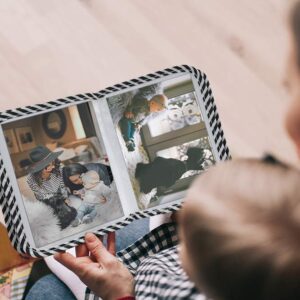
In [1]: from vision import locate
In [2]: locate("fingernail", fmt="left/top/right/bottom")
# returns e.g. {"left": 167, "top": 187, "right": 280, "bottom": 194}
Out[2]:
{"left": 86, "top": 233, "right": 96, "bottom": 242}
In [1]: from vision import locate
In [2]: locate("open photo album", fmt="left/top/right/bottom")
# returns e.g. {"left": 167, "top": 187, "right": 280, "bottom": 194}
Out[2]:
{"left": 0, "top": 65, "right": 230, "bottom": 257}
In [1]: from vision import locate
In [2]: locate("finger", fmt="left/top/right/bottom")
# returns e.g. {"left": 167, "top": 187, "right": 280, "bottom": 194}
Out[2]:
{"left": 85, "top": 233, "right": 114, "bottom": 265}
{"left": 89, "top": 235, "right": 103, "bottom": 262}
{"left": 107, "top": 232, "right": 116, "bottom": 255}
{"left": 54, "top": 252, "right": 83, "bottom": 274}
{"left": 76, "top": 243, "right": 89, "bottom": 257}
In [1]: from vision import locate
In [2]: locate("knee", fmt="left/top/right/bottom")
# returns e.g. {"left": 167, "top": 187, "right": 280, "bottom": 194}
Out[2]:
{"left": 25, "top": 274, "right": 75, "bottom": 300}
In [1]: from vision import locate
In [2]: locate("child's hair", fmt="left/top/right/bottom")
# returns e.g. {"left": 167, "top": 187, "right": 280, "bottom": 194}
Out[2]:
{"left": 150, "top": 94, "right": 168, "bottom": 108}
{"left": 181, "top": 158, "right": 300, "bottom": 300}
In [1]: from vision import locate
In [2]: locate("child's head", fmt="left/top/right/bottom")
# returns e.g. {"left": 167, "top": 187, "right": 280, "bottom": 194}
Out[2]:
{"left": 179, "top": 158, "right": 300, "bottom": 300}
{"left": 149, "top": 94, "right": 168, "bottom": 113}
{"left": 81, "top": 170, "right": 100, "bottom": 190}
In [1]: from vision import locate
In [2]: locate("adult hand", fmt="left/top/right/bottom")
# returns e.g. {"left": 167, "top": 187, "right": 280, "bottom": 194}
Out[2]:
{"left": 54, "top": 232, "right": 135, "bottom": 300}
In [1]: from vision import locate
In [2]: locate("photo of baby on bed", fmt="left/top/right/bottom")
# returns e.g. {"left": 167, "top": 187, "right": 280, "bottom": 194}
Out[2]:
{"left": 107, "top": 74, "right": 216, "bottom": 209}
{"left": 2, "top": 102, "right": 123, "bottom": 248}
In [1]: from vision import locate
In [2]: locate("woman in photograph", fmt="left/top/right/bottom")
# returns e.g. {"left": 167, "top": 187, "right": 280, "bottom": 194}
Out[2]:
{"left": 62, "top": 162, "right": 113, "bottom": 195}
{"left": 135, "top": 147, "right": 207, "bottom": 193}
{"left": 27, "top": 145, "right": 77, "bottom": 229}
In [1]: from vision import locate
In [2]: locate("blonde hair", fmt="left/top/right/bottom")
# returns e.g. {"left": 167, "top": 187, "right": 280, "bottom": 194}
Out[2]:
{"left": 181, "top": 158, "right": 300, "bottom": 300}
{"left": 150, "top": 94, "right": 168, "bottom": 108}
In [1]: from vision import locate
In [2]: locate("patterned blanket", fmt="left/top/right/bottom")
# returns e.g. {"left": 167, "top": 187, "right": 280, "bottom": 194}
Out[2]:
{"left": 0, "top": 263, "right": 32, "bottom": 300}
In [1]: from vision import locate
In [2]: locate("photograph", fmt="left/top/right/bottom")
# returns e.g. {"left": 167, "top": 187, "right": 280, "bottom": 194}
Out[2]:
{"left": 2, "top": 102, "right": 124, "bottom": 248}
{"left": 107, "top": 74, "right": 216, "bottom": 209}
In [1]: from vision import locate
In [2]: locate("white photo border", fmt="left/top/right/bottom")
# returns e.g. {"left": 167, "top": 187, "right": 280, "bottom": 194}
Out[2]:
{"left": 0, "top": 65, "right": 230, "bottom": 257}
{"left": 101, "top": 72, "right": 221, "bottom": 212}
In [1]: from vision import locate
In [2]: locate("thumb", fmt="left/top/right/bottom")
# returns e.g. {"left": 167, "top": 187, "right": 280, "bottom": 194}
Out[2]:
{"left": 85, "top": 233, "right": 113, "bottom": 264}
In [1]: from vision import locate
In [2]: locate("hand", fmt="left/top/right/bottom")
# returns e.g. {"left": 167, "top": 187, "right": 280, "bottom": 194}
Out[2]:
{"left": 74, "top": 190, "right": 84, "bottom": 199}
{"left": 100, "top": 196, "right": 107, "bottom": 203}
{"left": 134, "top": 124, "right": 141, "bottom": 132}
{"left": 124, "top": 111, "right": 134, "bottom": 119}
{"left": 65, "top": 199, "right": 71, "bottom": 205}
{"left": 54, "top": 232, "right": 134, "bottom": 300}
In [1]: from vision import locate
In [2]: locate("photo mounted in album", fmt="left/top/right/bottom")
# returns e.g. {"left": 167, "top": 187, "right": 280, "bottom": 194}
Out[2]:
{"left": 0, "top": 65, "right": 230, "bottom": 257}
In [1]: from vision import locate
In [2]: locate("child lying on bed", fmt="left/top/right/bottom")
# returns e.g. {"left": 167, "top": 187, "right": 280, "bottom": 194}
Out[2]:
{"left": 72, "top": 170, "right": 112, "bottom": 226}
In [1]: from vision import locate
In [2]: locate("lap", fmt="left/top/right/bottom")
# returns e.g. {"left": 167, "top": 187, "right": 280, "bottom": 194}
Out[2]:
{"left": 26, "top": 218, "right": 150, "bottom": 299}
{"left": 25, "top": 274, "right": 76, "bottom": 300}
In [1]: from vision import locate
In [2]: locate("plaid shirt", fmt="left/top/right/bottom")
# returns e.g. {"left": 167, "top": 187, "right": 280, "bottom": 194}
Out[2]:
{"left": 85, "top": 223, "right": 207, "bottom": 300}
{"left": 27, "top": 168, "right": 68, "bottom": 201}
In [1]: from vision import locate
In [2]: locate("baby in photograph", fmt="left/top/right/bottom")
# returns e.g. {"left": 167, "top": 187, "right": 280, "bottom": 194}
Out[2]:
{"left": 72, "top": 170, "right": 112, "bottom": 226}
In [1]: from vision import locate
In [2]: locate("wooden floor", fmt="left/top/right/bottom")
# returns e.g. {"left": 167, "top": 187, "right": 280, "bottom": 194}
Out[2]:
{"left": 0, "top": 0, "right": 296, "bottom": 158}
{"left": 0, "top": 0, "right": 299, "bottom": 274}
{"left": 0, "top": 0, "right": 297, "bottom": 225}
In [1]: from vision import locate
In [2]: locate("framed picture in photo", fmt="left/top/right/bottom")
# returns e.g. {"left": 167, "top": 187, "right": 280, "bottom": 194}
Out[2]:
{"left": 106, "top": 73, "right": 217, "bottom": 210}
{"left": 15, "top": 127, "right": 36, "bottom": 152}
{"left": 3, "top": 128, "right": 19, "bottom": 154}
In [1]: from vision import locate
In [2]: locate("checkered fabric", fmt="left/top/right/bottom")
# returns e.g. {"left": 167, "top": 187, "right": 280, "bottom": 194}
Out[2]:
{"left": 85, "top": 223, "right": 207, "bottom": 300}
{"left": 10, "top": 275, "right": 30, "bottom": 300}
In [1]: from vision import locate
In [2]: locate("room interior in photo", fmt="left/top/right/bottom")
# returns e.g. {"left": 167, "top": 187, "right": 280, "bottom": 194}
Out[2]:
{"left": 2, "top": 102, "right": 106, "bottom": 200}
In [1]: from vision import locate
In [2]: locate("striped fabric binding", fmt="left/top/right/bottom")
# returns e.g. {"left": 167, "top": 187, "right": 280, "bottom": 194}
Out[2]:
{"left": 0, "top": 65, "right": 230, "bottom": 257}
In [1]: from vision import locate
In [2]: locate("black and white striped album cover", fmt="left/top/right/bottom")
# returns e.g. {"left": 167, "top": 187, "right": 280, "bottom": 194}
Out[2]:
{"left": 0, "top": 65, "right": 230, "bottom": 257}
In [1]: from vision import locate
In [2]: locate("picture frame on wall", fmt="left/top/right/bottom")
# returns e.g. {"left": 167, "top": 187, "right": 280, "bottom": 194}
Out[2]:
{"left": 3, "top": 128, "right": 19, "bottom": 154}
{"left": 15, "top": 127, "right": 36, "bottom": 152}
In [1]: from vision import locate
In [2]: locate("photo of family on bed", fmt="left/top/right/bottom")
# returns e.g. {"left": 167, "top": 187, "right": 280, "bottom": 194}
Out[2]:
{"left": 2, "top": 103, "right": 123, "bottom": 248}
{"left": 107, "top": 74, "right": 216, "bottom": 209}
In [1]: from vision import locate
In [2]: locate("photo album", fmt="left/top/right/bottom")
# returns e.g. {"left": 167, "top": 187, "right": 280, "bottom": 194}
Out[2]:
{"left": 0, "top": 65, "right": 230, "bottom": 257}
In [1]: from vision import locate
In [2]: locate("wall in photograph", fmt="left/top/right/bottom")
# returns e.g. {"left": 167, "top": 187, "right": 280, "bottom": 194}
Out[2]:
{"left": 3, "top": 129, "right": 19, "bottom": 154}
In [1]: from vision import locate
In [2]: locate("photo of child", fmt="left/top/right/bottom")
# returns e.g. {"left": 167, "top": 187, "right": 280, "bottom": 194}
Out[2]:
{"left": 107, "top": 74, "right": 216, "bottom": 209}
{"left": 119, "top": 93, "right": 168, "bottom": 151}
{"left": 2, "top": 102, "right": 124, "bottom": 248}
{"left": 71, "top": 170, "right": 116, "bottom": 226}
